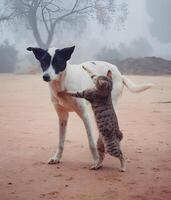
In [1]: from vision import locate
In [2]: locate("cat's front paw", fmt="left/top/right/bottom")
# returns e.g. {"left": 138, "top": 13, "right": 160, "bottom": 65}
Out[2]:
{"left": 58, "top": 91, "right": 66, "bottom": 97}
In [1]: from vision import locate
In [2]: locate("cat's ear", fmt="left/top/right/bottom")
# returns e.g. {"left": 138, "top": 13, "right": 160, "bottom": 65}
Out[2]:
{"left": 107, "top": 70, "right": 112, "bottom": 79}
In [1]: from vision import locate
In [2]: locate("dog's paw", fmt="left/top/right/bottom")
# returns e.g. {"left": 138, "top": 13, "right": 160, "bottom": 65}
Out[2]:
{"left": 120, "top": 167, "right": 126, "bottom": 172}
{"left": 48, "top": 157, "right": 60, "bottom": 165}
{"left": 90, "top": 162, "right": 103, "bottom": 170}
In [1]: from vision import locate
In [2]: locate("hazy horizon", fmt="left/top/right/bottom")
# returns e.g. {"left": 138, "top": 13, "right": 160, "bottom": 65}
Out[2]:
{"left": 0, "top": 0, "right": 170, "bottom": 68}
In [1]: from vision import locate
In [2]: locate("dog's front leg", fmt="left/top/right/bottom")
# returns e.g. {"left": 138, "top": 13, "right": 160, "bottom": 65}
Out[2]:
{"left": 48, "top": 104, "right": 69, "bottom": 164}
{"left": 77, "top": 108, "right": 99, "bottom": 168}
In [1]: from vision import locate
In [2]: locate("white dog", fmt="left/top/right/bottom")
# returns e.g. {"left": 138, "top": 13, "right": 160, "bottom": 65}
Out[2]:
{"left": 27, "top": 46, "right": 152, "bottom": 168}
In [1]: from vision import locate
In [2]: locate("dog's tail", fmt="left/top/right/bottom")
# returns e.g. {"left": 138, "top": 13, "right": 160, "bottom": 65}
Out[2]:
{"left": 122, "top": 75, "right": 153, "bottom": 93}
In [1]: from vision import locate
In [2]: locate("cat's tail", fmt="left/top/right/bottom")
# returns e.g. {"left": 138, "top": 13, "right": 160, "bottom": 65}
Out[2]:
{"left": 122, "top": 75, "right": 153, "bottom": 93}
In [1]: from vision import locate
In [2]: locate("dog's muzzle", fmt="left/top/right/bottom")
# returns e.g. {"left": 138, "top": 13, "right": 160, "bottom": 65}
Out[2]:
{"left": 43, "top": 74, "right": 51, "bottom": 82}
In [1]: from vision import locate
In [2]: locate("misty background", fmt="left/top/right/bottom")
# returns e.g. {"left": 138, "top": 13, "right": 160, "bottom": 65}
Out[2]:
{"left": 0, "top": 0, "right": 171, "bottom": 74}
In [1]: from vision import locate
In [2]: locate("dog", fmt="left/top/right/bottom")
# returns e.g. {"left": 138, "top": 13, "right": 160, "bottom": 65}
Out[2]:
{"left": 27, "top": 45, "right": 152, "bottom": 168}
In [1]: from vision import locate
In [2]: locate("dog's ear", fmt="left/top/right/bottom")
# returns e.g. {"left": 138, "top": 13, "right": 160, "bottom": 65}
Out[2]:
{"left": 57, "top": 46, "right": 75, "bottom": 61}
{"left": 107, "top": 70, "right": 112, "bottom": 79}
{"left": 27, "top": 47, "right": 46, "bottom": 61}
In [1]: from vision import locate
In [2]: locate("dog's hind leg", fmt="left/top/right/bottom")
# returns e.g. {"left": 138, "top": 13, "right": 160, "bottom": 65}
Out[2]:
{"left": 77, "top": 109, "right": 99, "bottom": 168}
{"left": 48, "top": 104, "right": 69, "bottom": 164}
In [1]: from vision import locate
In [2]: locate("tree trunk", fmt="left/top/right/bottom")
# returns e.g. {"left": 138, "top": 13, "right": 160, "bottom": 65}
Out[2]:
{"left": 45, "top": 24, "right": 56, "bottom": 49}
{"left": 28, "top": 9, "right": 52, "bottom": 49}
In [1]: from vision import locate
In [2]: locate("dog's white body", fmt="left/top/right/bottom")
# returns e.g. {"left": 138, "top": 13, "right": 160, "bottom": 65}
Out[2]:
{"left": 47, "top": 60, "right": 152, "bottom": 166}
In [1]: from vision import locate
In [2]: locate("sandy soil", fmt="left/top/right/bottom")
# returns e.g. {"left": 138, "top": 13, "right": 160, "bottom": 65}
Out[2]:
{"left": 0, "top": 74, "right": 171, "bottom": 200}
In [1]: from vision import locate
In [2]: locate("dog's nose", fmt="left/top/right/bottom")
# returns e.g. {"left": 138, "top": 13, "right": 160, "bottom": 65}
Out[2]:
{"left": 43, "top": 74, "right": 50, "bottom": 82}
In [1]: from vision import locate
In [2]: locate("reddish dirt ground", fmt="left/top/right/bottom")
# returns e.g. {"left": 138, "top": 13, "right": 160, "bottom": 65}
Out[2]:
{"left": 0, "top": 74, "right": 171, "bottom": 200}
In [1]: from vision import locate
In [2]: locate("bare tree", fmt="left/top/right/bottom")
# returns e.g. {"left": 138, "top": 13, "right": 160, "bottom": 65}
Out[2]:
{"left": 0, "top": 0, "right": 127, "bottom": 49}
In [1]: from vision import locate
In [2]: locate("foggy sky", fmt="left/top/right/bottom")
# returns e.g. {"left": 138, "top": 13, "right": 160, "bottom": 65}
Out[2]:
{"left": 0, "top": 0, "right": 171, "bottom": 63}
{"left": 146, "top": 0, "right": 171, "bottom": 44}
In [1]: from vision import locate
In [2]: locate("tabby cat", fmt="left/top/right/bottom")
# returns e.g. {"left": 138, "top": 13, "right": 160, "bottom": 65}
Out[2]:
{"left": 59, "top": 66, "right": 125, "bottom": 171}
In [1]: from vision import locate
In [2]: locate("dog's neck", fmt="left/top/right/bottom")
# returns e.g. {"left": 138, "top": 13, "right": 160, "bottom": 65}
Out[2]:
{"left": 48, "top": 70, "right": 66, "bottom": 98}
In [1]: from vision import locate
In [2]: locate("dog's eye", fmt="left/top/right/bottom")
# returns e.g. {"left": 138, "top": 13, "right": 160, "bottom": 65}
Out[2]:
{"left": 40, "top": 54, "right": 51, "bottom": 70}
{"left": 52, "top": 56, "right": 62, "bottom": 66}
{"left": 52, "top": 61, "right": 58, "bottom": 66}
{"left": 40, "top": 61, "right": 49, "bottom": 71}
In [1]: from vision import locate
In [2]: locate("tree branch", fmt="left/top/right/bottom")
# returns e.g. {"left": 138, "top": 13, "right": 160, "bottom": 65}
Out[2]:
{"left": 41, "top": 7, "right": 50, "bottom": 34}
{"left": 53, "top": 3, "right": 93, "bottom": 26}
{"left": 0, "top": 0, "right": 127, "bottom": 49}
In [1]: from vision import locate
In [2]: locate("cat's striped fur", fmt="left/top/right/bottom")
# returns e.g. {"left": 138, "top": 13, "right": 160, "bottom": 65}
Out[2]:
{"left": 59, "top": 66, "right": 125, "bottom": 171}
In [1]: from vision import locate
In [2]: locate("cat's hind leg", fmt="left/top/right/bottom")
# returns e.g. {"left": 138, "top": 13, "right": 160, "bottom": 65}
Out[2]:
{"left": 107, "top": 143, "right": 126, "bottom": 172}
{"left": 118, "top": 153, "right": 126, "bottom": 172}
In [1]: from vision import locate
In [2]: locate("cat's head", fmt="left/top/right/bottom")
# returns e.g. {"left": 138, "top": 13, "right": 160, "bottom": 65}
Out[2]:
{"left": 95, "top": 70, "right": 113, "bottom": 92}
{"left": 82, "top": 66, "right": 113, "bottom": 92}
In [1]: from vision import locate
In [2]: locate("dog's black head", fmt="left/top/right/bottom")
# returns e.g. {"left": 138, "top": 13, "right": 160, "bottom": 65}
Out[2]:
{"left": 27, "top": 46, "right": 75, "bottom": 82}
